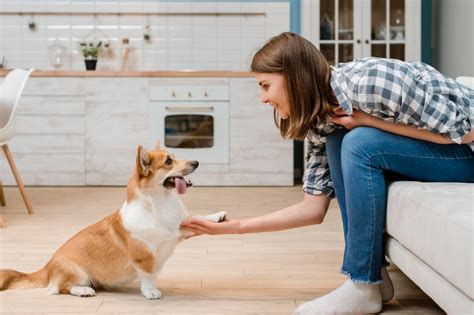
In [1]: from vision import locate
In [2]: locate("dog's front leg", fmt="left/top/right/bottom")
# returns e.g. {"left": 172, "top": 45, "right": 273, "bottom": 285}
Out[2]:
{"left": 139, "top": 272, "right": 162, "bottom": 300}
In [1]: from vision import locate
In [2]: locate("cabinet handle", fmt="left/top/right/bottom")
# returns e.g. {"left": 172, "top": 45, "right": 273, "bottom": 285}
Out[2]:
{"left": 204, "top": 91, "right": 208, "bottom": 97}
{"left": 188, "top": 91, "right": 192, "bottom": 97}
{"left": 356, "top": 39, "right": 361, "bottom": 44}
{"left": 365, "top": 39, "right": 370, "bottom": 44}
{"left": 171, "top": 91, "right": 176, "bottom": 97}
{"left": 165, "top": 106, "right": 214, "bottom": 113}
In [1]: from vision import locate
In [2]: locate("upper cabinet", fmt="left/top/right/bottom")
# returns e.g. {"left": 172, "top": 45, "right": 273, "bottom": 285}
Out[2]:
{"left": 301, "top": 0, "right": 421, "bottom": 64}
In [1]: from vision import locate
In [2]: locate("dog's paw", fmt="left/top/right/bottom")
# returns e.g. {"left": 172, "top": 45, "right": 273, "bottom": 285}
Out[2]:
{"left": 216, "top": 211, "right": 227, "bottom": 222}
{"left": 207, "top": 211, "right": 227, "bottom": 223}
{"left": 70, "top": 286, "right": 96, "bottom": 297}
{"left": 142, "top": 288, "right": 162, "bottom": 300}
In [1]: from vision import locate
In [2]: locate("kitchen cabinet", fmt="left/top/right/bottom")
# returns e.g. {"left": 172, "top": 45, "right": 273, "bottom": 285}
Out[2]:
{"left": 1, "top": 75, "right": 293, "bottom": 186}
{"left": 301, "top": 0, "right": 421, "bottom": 64}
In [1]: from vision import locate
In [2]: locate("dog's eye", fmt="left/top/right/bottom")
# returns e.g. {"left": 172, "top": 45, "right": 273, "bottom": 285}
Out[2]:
{"left": 165, "top": 157, "right": 173, "bottom": 165}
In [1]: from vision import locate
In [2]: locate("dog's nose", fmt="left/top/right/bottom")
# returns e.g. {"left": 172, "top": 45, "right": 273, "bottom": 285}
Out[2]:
{"left": 190, "top": 161, "right": 199, "bottom": 169}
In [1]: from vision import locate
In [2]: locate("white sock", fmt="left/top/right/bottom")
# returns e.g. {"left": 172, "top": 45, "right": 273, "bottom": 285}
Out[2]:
{"left": 294, "top": 279, "right": 382, "bottom": 315}
{"left": 380, "top": 266, "right": 394, "bottom": 303}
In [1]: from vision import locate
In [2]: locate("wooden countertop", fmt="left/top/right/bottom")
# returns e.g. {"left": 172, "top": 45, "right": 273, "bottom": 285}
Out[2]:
{"left": 0, "top": 69, "right": 254, "bottom": 77}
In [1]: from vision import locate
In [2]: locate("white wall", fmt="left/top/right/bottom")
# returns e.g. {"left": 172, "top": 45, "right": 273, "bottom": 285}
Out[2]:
{"left": 0, "top": 1, "right": 290, "bottom": 71}
{"left": 433, "top": 0, "right": 474, "bottom": 77}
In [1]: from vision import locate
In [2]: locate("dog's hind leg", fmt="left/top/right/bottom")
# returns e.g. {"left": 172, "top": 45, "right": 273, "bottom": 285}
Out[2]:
{"left": 55, "top": 276, "right": 96, "bottom": 297}
{"left": 55, "top": 277, "right": 96, "bottom": 297}
{"left": 70, "top": 285, "right": 96, "bottom": 297}
{"left": 49, "top": 261, "right": 94, "bottom": 297}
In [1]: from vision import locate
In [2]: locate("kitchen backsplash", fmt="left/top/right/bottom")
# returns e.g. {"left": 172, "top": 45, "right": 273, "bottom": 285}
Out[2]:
{"left": 0, "top": 1, "right": 290, "bottom": 71}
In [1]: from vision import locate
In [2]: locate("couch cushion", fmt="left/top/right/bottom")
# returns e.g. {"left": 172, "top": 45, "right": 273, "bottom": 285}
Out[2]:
{"left": 386, "top": 181, "right": 474, "bottom": 299}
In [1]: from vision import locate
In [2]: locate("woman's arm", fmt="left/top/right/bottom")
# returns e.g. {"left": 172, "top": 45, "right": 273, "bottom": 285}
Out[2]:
{"left": 181, "top": 193, "right": 331, "bottom": 235}
{"left": 333, "top": 108, "right": 474, "bottom": 144}
{"left": 368, "top": 117, "right": 455, "bottom": 144}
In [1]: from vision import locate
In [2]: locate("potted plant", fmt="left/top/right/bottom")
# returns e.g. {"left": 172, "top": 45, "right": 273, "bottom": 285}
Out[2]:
{"left": 79, "top": 41, "right": 102, "bottom": 71}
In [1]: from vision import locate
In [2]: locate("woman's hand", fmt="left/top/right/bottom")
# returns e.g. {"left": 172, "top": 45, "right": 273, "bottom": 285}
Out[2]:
{"left": 462, "top": 128, "right": 474, "bottom": 144}
{"left": 332, "top": 108, "right": 377, "bottom": 130}
{"left": 181, "top": 217, "right": 241, "bottom": 237}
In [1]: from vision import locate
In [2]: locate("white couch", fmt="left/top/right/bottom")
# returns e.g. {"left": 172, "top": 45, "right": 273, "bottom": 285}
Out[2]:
{"left": 385, "top": 182, "right": 473, "bottom": 314}
{"left": 385, "top": 76, "right": 474, "bottom": 314}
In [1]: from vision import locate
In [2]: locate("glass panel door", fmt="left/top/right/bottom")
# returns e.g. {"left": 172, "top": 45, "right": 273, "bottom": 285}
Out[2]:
{"left": 369, "top": 0, "right": 406, "bottom": 60}
{"left": 320, "top": 44, "right": 336, "bottom": 65}
{"left": 339, "top": 0, "right": 354, "bottom": 40}
{"left": 390, "top": 44, "right": 404, "bottom": 60}
{"left": 371, "top": 0, "right": 388, "bottom": 58}
{"left": 371, "top": 44, "right": 386, "bottom": 58}
{"left": 389, "top": 0, "right": 405, "bottom": 60}
{"left": 339, "top": 44, "right": 354, "bottom": 63}
{"left": 320, "top": 0, "right": 355, "bottom": 64}
{"left": 320, "top": 0, "right": 335, "bottom": 40}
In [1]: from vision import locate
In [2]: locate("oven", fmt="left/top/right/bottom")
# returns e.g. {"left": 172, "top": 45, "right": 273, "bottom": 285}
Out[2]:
{"left": 149, "top": 83, "right": 229, "bottom": 164}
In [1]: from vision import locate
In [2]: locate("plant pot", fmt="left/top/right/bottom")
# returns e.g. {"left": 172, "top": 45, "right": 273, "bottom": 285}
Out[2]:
{"left": 84, "top": 59, "right": 97, "bottom": 71}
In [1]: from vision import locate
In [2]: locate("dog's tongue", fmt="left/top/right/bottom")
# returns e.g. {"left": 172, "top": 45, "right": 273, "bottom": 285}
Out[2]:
{"left": 175, "top": 177, "right": 187, "bottom": 194}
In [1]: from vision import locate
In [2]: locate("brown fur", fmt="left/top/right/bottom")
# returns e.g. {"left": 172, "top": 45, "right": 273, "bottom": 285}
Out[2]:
{"left": 0, "top": 269, "right": 48, "bottom": 290}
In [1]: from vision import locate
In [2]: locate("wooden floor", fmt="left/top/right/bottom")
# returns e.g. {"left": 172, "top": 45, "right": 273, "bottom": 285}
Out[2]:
{"left": 0, "top": 186, "right": 444, "bottom": 314}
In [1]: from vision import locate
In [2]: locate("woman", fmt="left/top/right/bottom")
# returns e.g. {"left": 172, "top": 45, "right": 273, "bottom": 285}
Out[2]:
{"left": 181, "top": 32, "right": 474, "bottom": 314}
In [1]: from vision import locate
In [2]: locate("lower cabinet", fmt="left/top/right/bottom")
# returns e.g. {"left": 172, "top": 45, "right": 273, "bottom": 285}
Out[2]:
{"left": 0, "top": 79, "right": 86, "bottom": 185}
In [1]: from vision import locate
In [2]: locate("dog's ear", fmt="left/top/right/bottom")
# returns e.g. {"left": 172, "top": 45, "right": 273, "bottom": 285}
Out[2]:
{"left": 154, "top": 140, "right": 161, "bottom": 150}
{"left": 136, "top": 145, "right": 151, "bottom": 177}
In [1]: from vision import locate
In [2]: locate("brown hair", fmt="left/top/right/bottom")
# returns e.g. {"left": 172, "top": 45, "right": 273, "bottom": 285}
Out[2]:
{"left": 250, "top": 32, "right": 339, "bottom": 140}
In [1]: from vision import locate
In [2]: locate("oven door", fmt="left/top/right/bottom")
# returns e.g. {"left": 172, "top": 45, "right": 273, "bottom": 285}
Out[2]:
{"left": 150, "top": 102, "right": 229, "bottom": 164}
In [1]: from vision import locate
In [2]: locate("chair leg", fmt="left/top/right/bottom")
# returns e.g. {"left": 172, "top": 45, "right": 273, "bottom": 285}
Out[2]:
{"left": 2, "top": 144, "right": 33, "bottom": 214}
{"left": 0, "top": 180, "right": 7, "bottom": 228}
{"left": 0, "top": 212, "right": 6, "bottom": 228}
{"left": 0, "top": 179, "right": 6, "bottom": 206}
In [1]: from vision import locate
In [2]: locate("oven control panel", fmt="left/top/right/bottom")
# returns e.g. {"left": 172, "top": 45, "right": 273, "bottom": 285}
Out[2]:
{"left": 150, "top": 85, "right": 229, "bottom": 101}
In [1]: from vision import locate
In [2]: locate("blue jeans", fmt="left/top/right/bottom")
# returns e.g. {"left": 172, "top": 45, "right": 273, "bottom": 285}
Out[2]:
{"left": 325, "top": 127, "right": 474, "bottom": 284}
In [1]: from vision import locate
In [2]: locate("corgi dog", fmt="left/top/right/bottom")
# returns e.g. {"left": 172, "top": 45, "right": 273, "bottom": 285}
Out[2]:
{"left": 0, "top": 143, "right": 226, "bottom": 299}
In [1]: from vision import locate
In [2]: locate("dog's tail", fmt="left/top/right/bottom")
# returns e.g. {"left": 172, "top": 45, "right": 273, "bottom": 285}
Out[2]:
{"left": 0, "top": 267, "right": 48, "bottom": 290}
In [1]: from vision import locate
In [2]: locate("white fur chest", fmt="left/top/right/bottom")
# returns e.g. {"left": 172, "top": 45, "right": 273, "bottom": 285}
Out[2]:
{"left": 119, "top": 190, "right": 188, "bottom": 263}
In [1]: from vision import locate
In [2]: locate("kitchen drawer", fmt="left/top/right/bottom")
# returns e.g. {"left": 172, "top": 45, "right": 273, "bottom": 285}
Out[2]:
{"left": 22, "top": 78, "right": 86, "bottom": 96}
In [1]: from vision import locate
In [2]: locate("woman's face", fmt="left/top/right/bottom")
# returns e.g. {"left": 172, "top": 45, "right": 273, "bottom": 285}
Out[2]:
{"left": 254, "top": 72, "right": 290, "bottom": 119}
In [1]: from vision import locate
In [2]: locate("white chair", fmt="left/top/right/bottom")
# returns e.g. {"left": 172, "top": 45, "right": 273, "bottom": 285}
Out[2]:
{"left": 0, "top": 68, "right": 35, "bottom": 228}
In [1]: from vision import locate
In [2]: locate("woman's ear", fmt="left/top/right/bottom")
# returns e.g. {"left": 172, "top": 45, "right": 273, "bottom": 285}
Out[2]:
{"left": 136, "top": 145, "right": 151, "bottom": 176}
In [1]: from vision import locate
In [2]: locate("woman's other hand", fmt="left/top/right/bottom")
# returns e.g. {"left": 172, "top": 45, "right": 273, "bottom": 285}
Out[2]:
{"left": 181, "top": 217, "right": 241, "bottom": 236}
{"left": 332, "top": 108, "right": 376, "bottom": 129}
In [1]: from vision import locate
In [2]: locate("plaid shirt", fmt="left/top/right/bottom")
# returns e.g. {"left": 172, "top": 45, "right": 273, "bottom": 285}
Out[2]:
{"left": 303, "top": 57, "right": 474, "bottom": 197}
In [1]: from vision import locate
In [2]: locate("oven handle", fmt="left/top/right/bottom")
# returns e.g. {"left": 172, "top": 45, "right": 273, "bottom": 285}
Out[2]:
{"left": 165, "top": 106, "right": 214, "bottom": 113}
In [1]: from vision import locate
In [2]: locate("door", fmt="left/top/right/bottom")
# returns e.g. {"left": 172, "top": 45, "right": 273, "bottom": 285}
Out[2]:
{"left": 317, "top": 0, "right": 364, "bottom": 65}
{"left": 301, "top": 0, "right": 421, "bottom": 63}
{"left": 361, "top": 0, "right": 420, "bottom": 61}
